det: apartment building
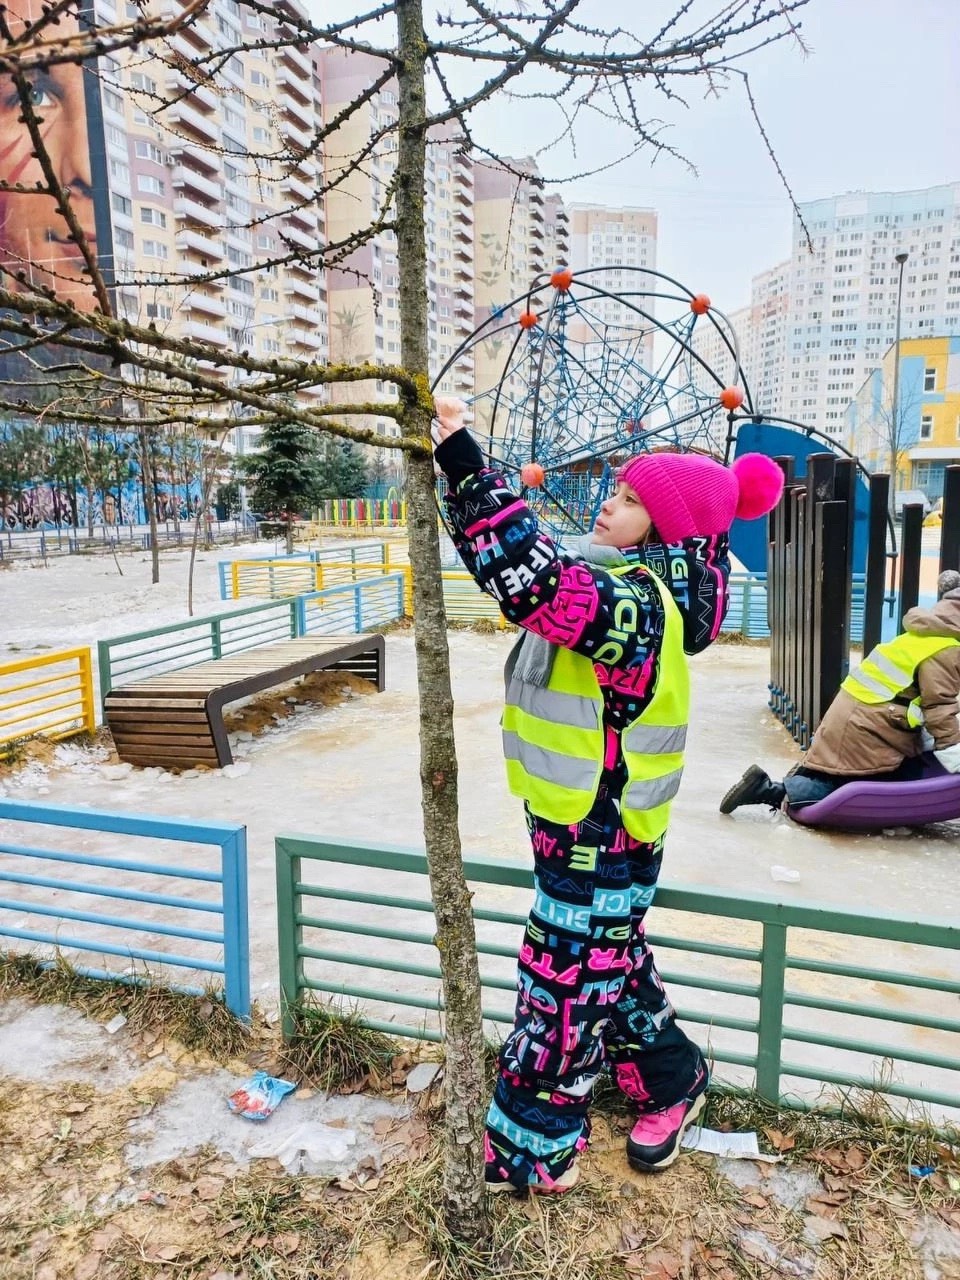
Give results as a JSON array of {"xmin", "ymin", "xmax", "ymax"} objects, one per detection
[
  {"xmin": 739, "ymin": 261, "xmax": 791, "ymax": 414},
  {"xmin": 846, "ymin": 335, "xmax": 960, "ymax": 496},
  {"xmin": 564, "ymin": 204, "xmax": 657, "ymax": 361},
  {"xmin": 92, "ymin": 0, "xmax": 327, "ymax": 452},
  {"xmin": 692, "ymin": 184, "xmax": 960, "ymax": 442},
  {"xmin": 783, "ymin": 184, "xmax": 960, "ymax": 434},
  {"xmin": 470, "ymin": 156, "xmax": 556, "ymax": 436},
  {"xmin": 318, "ymin": 48, "xmax": 476, "ymax": 486}
]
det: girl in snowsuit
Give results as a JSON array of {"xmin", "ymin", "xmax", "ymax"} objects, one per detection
[{"xmin": 432, "ymin": 399, "xmax": 784, "ymax": 1194}]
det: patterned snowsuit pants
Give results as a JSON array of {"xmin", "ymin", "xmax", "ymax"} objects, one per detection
[{"xmin": 484, "ymin": 782, "xmax": 706, "ymax": 1187}]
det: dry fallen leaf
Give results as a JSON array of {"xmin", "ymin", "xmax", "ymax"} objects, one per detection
[
  {"xmin": 763, "ymin": 1127, "xmax": 796, "ymax": 1153},
  {"xmin": 214, "ymin": 1217, "xmax": 245, "ymax": 1239},
  {"xmin": 641, "ymin": 1248, "xmax": 682, "ymax": 1279},
  {"xmin": 274, "ymin": 1232, "xmax": 301, "ymax": 1256},
  {"xmin": 741, "ymin": 1190, "xmax": 769, "ymax": 1209},
  {"xmin": 803, "ymin": 1214, "xmax": 848, "ymax": 1242},
  {"xmin": 195, "ymin": 1175, "xmax": 225, "ymax": 1201},
  {"xmin": 843, "ymin": 1145, "xmax": 866, "ymax": 1171},
  {"xmin": 73, "ymin": 1253, "xmax": 103, "ymax": 1280},
  {"xmin": 149, "ymin": 1244, "xmax": 185, "ymax": 1262}
]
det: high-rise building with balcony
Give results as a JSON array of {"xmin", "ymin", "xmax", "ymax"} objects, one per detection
[
  {"xmin": 784, "ymin": 184, "xmax": 960, "ymax": 434},
  {"xmin": 318, "ymin": 48, "xmax": 475, "ymax": 483},
  {"xmin": 94, "ymin": 0, "xmax": 327, "ymax": 444},
  {"xmin": 471, "ymin": 157, "xmax": 556, "ymax": 432}
]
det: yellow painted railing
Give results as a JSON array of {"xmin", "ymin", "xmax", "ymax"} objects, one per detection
[
  {"xmin": 0, "ymin": 648, "xmax": 96, "ymax": 756},
  {"xmin": 230, "ymin": 558, "xmax": 321, "ymax": 599},
  {"xmin": 229, "ymin": 555, "xmax": 508, "ymax": 630}
]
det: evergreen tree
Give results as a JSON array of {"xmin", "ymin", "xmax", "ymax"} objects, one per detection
[
  {"xmin": 316, "ymin": 438, "xmax": 369, "ymax": 499},
  {"xmin": 240, "ymin": 418, "xmax": 326, "ymax": 553}
]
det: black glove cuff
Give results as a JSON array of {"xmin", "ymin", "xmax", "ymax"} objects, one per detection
[{"xmin": 435, "ymin": 428, "xmax": 486, "ymax": 489}]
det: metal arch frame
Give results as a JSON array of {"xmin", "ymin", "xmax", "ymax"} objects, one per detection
[{"xmin": 432, "ymin": 266, "xmax": 893, "ymax": 545}]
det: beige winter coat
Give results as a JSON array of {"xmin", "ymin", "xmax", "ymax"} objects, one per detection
[{"xmin": 802, "ymin": 592, "xmax": 960, "ymax": 777}]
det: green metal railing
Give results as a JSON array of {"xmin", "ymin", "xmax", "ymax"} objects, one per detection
[
  {"xmin": 97, "ymin": 598, "xmax": 299, "ymax": 712},
  {"xmin": 275, "ymin": 836, "xmax": 960, "ymax": 1114}
]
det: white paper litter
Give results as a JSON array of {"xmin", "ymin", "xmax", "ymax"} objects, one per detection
[
  {"xmin": 769, "ymin": 864, "xmax": 801, "ymax": 883},
  {"xmin": 249, "ymin": 1122, "xmax": 358, "ymax": 1175},
  {"xmin": 680, "ymin": 1126, "xmax": 782, "ymax": 1163}
]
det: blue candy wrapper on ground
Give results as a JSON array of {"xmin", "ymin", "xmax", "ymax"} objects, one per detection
[{"xmin": 227, "ymin": 1071, "xmax": 297, "ymax": 1121}]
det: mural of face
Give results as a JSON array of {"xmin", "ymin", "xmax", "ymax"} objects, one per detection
[{"xmin": 0, "ymin": 0, "xmax": 99, "ymax": 312}]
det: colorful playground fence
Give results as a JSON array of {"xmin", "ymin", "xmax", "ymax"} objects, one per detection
[
  {"xmin": 219, "ymin": 543, "xmax": 401, "ymax": 600},
  {"xmin": 275, "ymin": 836, "xmax": 960, "ymax": 1116},
  {"xmin": 0, "ymin": 649, "xmax": 96, "ymax": 757},
  {"xmin": 296, "ymin": 576, "xmax": 406, "ymax": 637},
  {"xmin": 0, "ymin": 799, "xmax": 250, "ymax": 1018},
  {"xmin": 315, "ymin": 498, "xmax": 407, "ymax": 528}
]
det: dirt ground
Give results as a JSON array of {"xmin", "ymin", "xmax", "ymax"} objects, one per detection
[{"xmin": 1, "ymin": 984, "xmax": 958, "ymax": 1280}]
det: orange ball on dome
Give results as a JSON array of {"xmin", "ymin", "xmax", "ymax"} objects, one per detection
[
  {"xmin": 521, "ymin": 461, "xmax": 546, "ymax": 487},
  {"xmin": 719, "ymin": 385, "xmax": 745, "ymax": 411},
  {"xmin": 690, "ymin": 293, "xmax": 711, "ymax": 315},
  {"xmin": 550, "ymin": 268, "xmax": 574, "ymax": 292},
  {"xmin": 518, "ymin": 310, "xmax": 539, "ymax": 330}
]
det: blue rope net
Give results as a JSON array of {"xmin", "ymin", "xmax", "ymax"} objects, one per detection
[{"xmin": 436, "ymin": 266, "xmax": 748, "ymax": 538}]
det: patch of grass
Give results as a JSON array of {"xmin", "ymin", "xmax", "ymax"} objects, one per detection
[
  {"xmin": 0, "ymin": 950, "xmax": 256, "ymax": 1060},
  {"xmin": 0, "ymin": 734, "xmax": 32, "ymax": 765},
  {"xmin": 351, "ymin": 1138, "xmax": 626, "ymax": 1280},
  {"xmin": 280, "ymin": 998, "xmax": 400, "ymax": 1091}
]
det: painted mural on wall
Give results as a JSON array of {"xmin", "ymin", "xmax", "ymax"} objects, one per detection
[{"xmin": 0, "ymin": 421, "xmax": 204, "ymax": 531}]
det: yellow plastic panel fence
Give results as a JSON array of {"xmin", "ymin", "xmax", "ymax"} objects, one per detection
[
  {"xmin": 229, "ymin": 559, "xmax": 319, "ymax": 600},
  {"xmin": 0, "ymin": 649, "xmax": 96, "ymax": 757}
]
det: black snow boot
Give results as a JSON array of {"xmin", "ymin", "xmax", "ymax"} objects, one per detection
[{"xmin": 719, "ymin": 765, "xmax": 787, "ymax": 814}]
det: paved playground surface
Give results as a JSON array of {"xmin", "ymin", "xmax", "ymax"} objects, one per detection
[
  {"xmin": 1, "ymin": 544, "xmax": 958, "ymax": 1097},
  {"xmin": 1, "ymin": 543, "xmax": 959, "ymax": 1279}
]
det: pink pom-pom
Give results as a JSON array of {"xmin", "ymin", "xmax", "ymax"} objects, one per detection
[{"xmin": 731, "ymin": 453, "xmax": 784, "ymax": 521}]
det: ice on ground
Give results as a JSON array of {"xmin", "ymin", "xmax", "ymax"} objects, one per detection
[
  {"xmin": 125, "ymin": 1068, "xmax": 406, "ymax": 1178},
  {"xmin": 0, "ymin": 998, "xmax": 140, "ymax": 1089}
]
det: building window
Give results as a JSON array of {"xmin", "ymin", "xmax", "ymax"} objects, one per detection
[
  {"xmin": 137, "ymin": 174, "xmax": 165, "ymax": 195},
  {"xmin": 140, "ymin": 207, "xmax": 167, "ymax": 228},
  {"xmin": 923, "ymin": 367, "xmax": 936, "ymax": 392},
  {"xmin": 142, "ymin": 239, "xmax": 168, "ymax": 259},
  {"xmin": 920, "ymin": 415, "xmax": 933, "ymax": 440}
]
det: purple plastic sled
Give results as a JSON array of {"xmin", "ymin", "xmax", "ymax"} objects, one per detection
[{"xmin": 787, "ymin": 754, "xmax": 960, "ymax": 831}]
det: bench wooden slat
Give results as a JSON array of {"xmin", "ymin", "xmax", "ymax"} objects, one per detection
[
  {"xmin": 105, "ymin": 634, "xmax": 384, "ymax": 770},
  {"xmin": 106, "ymin": 710, "xmax": 211, "ymax": 724}
]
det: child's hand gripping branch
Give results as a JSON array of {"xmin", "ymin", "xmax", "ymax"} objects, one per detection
[{"xmin": 431, "ymin": 396, "xmax": 487, "ymax": 488}]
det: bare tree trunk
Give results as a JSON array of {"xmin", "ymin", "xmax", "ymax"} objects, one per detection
[
  {"xmin": 396, "ymin": 0, "xmax": 487, "ymax": 1243},
  {"xmin": 137, "ymin": 423, "xmax": 160, "ymax": 584}
]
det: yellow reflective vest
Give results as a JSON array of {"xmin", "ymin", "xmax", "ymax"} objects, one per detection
[
  {"xmin": 501, "ymin": 565, "xmax": 689, "ymax": 841},
  {"xmin": 841, "ymin": 631, "xmax": 960, "ymax": 727}
]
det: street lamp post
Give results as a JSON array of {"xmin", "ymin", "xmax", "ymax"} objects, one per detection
[{"xmin": 890, "ymin": 250, "xmax": 909, "ymax": 495}]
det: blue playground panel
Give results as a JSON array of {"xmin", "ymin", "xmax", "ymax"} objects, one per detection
[{"xmin": 731, "ymin": 422, "xmax": 869, "ymax": 578}]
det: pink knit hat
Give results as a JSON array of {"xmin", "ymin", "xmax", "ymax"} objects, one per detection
[{"xmin": 618, "ymin": 452, "xmax": 784, "ymax": 542}]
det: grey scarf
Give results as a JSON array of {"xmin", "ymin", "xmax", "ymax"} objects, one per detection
[{"xmin": 506, "ymin": 535, "xmax": 629, "ymax": 689}]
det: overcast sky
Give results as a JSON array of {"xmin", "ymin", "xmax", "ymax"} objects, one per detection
[{"xmin": 307, "ymin": 1, "xmax": 960, "ymax": 310}]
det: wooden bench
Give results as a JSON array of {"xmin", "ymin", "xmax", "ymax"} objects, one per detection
[{"xmin": 104, "ymin": 634, "xmax": 385, "ymax": 770}]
